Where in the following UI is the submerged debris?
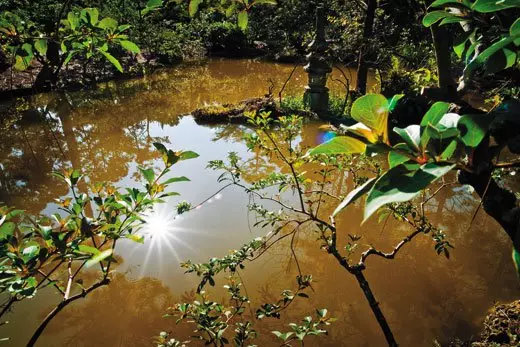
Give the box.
[449,301,520,347]
[191,96,317,124]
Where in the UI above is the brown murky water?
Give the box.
[0,59,518,347]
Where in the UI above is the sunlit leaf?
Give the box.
[308,136,367,155]
[364,163,455,222]
[351,94,390,143]
[457,114,494,147]
[333,178,376,217]
[393,125,421,152]
[120,40,141,54]
[86,249,113,268]
[237,11,249,31]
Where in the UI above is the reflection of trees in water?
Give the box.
[206,134,519,345]
[38,273,197,347]
[0,94,166,213]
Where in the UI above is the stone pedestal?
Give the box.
[304,6,332,118]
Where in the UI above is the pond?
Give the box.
[0,58,518,347]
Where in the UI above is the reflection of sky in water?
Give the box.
[1,60,519,347]
[318,130,337,144]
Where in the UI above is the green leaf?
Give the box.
[254,0,277,4]
[333,178,376,217]
[513,247,520,277]
[126,234,144,244]
[67,12,79,30]
[364,163,455,222]
[237,11,249,31]
[457,114,494,147]
[63,51,77,66]
[317,308,328,317]
[179,151,200,161]
[393,125,421,152]
[34,39,47,56]
[421,102,450,127]
[308,136,367,155]
[439,16,467,25]
[430,0,471,8]
[0,222,15,240]
[440,139,458,159]
[146,0,163,8]
[388,144,413,168]
[422,10,451,27]
[484,48,517,75]
[388,94,404,112]
[119,40,141,54]
[351,94,390,143]
[465,36,516,80]
[99,50,123,72]
[86,249,113,268]
[453,30,474,58]
[21,242,40,263]
[162,176,190,184]
[78,245,100,255]
[84,8,99,25]
[189,0,202,17]
[472,0,520,13]
[98,17,118,30]
[139,167,155,184]
[511,18,520,45]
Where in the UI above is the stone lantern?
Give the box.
[304,5,332,118]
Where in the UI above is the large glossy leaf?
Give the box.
[344,122,379,143]
[363,163,455,222]
[422,10,457,27]
[421,102,450,127]
[351,94,390,143]
[393,125,421,152]
[465,36,516,80]
[472,0,520,13]
[333,178,376,217]
[388,144,413,168]
[0,222,15,240]
[457,114,494,147]
[308,136,367,155]
[388,94,404,112]
[453,30,474,58]
[430,0,471,8]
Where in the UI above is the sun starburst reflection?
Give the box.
[130,204,198,277]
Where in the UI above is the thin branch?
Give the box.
[278,65,299,104]
[494,160,520,169]
[64,258,73,300]
[359,229,424,266]
[27,278,110,347]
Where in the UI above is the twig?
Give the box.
[278,65,299,104]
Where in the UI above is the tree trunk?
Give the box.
[430,24,456,98]
[354,270,398,346]
[356,0,377,95]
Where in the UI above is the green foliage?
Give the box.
[308,94,504,221]
[0,7,141,85]
[425,0,520,81]
[184,0,277,31]
[0,143,198,342]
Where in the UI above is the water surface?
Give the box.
[0,59,517,347]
